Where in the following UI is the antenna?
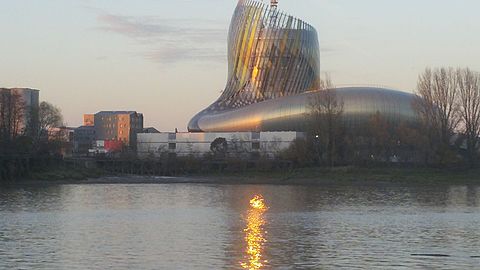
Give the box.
[270,0,278,9]
[269,0,279,25]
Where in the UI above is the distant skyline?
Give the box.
[2,0,480,131]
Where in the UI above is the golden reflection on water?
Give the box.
[241,195,268,270]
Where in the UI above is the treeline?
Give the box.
[284,68,480,168]
[416,68,480,167]
[0,90,35,153]
[0,89,64,181]
[0,94,63,154]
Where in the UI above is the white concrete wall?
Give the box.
[137,133,169,157]
[259,132,303,158]
[137,132,303,159]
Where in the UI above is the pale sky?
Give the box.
[2,0,480,131]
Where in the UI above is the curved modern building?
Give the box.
[188,0,417,132]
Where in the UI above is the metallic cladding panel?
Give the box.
[204,0,320,111]
[187,1,417,133]
[189,87,417,132]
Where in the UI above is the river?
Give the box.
[1,181,479,269]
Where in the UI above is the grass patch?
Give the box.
[283,166,480,184]
[192,166,480,185]
[28,167,107,182]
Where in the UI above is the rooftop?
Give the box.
[96,111,142,115]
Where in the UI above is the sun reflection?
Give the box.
[241,195,268,270]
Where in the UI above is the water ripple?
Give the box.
[0,182,479,269]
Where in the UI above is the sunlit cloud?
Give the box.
[146,47,226,64]
[96,12,333,65]
[96,13,227,64]
[98,14,177,38]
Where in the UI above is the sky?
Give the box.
[2,0,480,131]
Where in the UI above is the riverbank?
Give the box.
[192,166,480,185]
[21,167,108,183]
[6,166,480,186]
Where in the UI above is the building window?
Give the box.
[252,142,260,150]
[168,133,176,140]
[168,143,176,150]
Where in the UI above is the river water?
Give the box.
[0,181,480,269]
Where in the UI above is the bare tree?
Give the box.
[307,75,344,167]
[0,89,25,143]
[39,101,63,136]
[396,121,426,163]
[414,67,460,164]
[457,68,480,167]
[368,112,394,162]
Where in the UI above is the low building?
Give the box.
[73,126,96,155]
[137,132,303,159]
[47,126,75,157]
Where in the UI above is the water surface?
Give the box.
[1,181,480,269]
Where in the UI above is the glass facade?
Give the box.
[188,0,417,132]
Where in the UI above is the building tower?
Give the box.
[188,0,320,131]
[186,0,418,133]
